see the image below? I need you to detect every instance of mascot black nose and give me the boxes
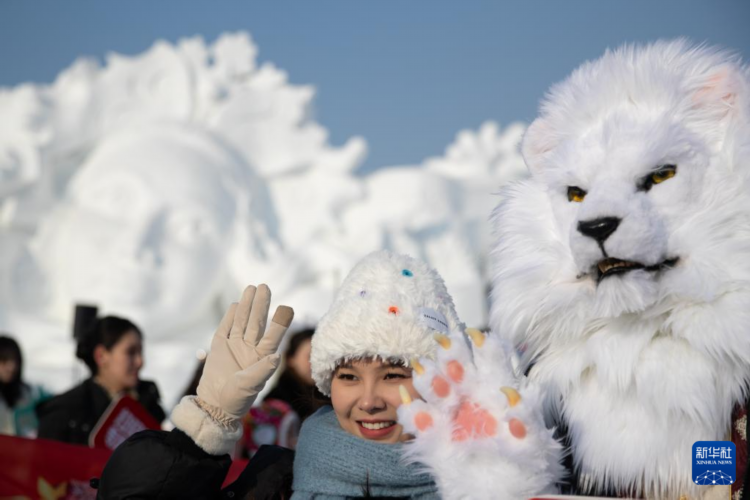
[577,217,621,242]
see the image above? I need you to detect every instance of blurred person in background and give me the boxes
[180,358,205,400]
[238,396,299,459]
[264,328,324,422]
[0,335,49,437]
[236,329,325,458]
[36,316,165,445]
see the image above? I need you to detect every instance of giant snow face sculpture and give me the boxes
[34,124,244,335]
[490,40,750,498]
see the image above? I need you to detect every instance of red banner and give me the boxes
[0,434,249,499]
[0,435,109,499]
[88,396,161,451]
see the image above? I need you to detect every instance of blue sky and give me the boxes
[1,1,748,171]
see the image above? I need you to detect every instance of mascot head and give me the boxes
[492,39,750,361]
[490,40,750,496]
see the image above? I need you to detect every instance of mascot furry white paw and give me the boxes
[397,329,564,499]
[400,40,750,500]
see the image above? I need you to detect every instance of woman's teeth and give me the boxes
[360,421,395,430]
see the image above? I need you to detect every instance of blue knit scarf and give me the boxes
[291,407,439,499]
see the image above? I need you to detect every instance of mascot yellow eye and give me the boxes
[640,164,677,191]
[650,165,677,184]
[567,186,587,203]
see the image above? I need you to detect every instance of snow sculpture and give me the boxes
[29,125,253,334]
[0,32,365,402]
[0,31,527,404]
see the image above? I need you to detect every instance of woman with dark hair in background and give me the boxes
[0,335,49,437]
[36,316,165,445]
[264,328,325,421]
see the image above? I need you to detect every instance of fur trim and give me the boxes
[311,250,464,395]
[171,396,242,456]
[490,40,750,498]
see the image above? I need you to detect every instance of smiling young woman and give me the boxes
[291,250,466,499]
[331,359,420,443]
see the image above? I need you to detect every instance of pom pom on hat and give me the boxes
[311,250,464,395]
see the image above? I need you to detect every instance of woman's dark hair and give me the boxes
[0,334,24,407]
[283,328,315,362]
[181,360,205,399]
[283,328,331,414]
[75,316,142,375]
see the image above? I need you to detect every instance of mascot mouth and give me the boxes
[596,257,679,282]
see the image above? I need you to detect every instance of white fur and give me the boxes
[490,40,750,499]
[311,250,465,395]
[171,396,242,456]
[398,330,564,500]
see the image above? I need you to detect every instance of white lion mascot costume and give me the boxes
[398,40,749,500]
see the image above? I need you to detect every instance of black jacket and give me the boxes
[36,378,165,446]
[97,429,294,500]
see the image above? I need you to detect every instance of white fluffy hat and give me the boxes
[311,250,464,395]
